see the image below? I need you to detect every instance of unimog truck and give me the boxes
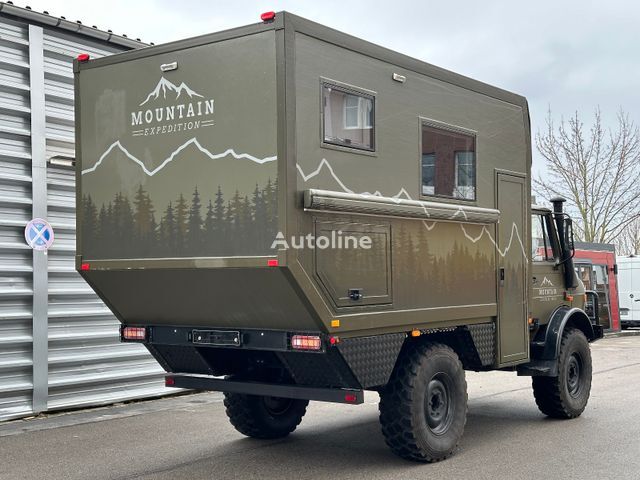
[74,12,603,462]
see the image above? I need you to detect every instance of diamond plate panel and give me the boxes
[337,333,405,388]
[467,323,496,366]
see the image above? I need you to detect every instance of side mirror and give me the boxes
[585,290,600,325]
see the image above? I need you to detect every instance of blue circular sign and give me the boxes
[25,218,54,251]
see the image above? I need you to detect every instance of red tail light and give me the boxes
[122,326,147,341]
[344,393,358,403]
[165,376,175,387]
[291,335,321,351]
[267,259,279,267]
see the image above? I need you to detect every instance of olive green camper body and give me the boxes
[75,13,600,398]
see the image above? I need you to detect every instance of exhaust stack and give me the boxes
[550,197,577,289]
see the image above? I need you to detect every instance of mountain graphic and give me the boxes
[81,139,278,224]
[540,277,554,287]
[82,138,277,177]
[139,77,204,106]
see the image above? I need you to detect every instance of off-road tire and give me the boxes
[224,392,309,439]
[379,343,468,462]
[532,328,592,419]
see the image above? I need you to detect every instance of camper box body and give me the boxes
[75,13,532,390]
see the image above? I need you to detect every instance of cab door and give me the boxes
[530,212,565,329]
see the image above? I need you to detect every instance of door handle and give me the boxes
[499,267,505,287]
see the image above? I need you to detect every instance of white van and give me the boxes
[617,256,640,329]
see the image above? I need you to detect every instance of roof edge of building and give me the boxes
[0,2,149,49]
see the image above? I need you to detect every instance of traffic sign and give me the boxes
[25,218,54,251]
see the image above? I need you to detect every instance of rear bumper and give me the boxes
[124,325,406,391]
[166,374,364,404]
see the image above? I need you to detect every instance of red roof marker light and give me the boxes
[77,53,90,62]
[80,262,90,271]
[260,11,276,22]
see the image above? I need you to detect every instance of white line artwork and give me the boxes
[296,158,527,258]
[81,138,278,176]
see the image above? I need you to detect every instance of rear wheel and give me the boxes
[224,391,308,439]
[532,328,592,418]
[379,343,467,462]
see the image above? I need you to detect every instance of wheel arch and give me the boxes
[393,326,493,373]
[537,306,595,361]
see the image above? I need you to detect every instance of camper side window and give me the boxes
[421,124,476,200]
[322,83,375,151]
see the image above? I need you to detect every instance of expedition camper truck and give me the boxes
[74,12,603,462]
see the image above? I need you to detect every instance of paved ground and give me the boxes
[2,335,640,480]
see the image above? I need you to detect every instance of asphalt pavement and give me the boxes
[1,335,639,480]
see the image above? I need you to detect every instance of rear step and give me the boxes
[166,374,364,404]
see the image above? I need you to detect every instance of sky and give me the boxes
[20,0,640,175]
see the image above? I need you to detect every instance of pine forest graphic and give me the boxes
[81,180,277,259]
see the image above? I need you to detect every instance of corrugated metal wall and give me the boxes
[0,14,34,421]
[0,13,171,422]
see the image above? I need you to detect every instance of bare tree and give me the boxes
[615,217,640,255]
[534,108,640,244]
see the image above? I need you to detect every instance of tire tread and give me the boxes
[224,393,308,439]
[532,328,591,419]
[379,342,467,462]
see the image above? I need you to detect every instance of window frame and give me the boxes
[453,151,476,200]
[343,95,373,130]
[321,79,376,154]
[418,118,477,203]
[532,214,554,262]
[531,212,562,263]
[421,153,436,195]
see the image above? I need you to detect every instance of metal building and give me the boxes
[0,2,171,421]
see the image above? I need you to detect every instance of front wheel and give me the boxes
[379,343,467,462]
[532,328,592,418]
[224,392,308,439]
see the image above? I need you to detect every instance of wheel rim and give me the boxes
[566,353,582,398]
[263,396,293,416]
[424,372,454,435]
